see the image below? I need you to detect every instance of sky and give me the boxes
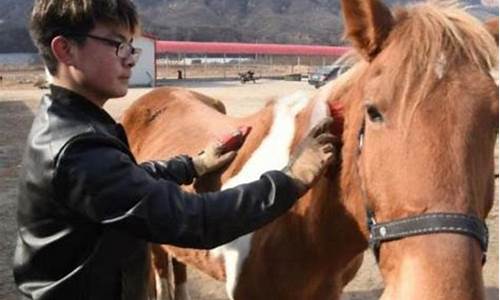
[481,0,499,6]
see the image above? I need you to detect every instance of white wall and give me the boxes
[130,36,155,87]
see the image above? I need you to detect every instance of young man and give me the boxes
[13,1,337,299]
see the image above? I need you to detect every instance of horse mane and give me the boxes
[391,1,498,125]
[396,1,496,71]
[321,0,498,126]
[315,0,499,230]
[327,1,497,102]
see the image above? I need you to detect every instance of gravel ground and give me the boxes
[0,79,497,299]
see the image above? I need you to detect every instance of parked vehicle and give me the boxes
[239,70,256,84]
[308,63,351,88]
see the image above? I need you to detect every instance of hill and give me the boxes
[0,0,497,53]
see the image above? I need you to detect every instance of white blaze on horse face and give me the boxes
[435,52,447,79]
[210,91,312,300]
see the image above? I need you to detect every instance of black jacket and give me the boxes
[13,85,299,300]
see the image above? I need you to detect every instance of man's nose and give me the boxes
[123,51,137,68]
[124,54,136,68]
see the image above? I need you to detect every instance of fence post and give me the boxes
[182,53,187,79]
[223,53,226,79]
[204,54,208,77]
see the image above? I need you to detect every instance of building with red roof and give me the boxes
[155,41,349,57]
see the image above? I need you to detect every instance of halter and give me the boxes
[356,121,489,264]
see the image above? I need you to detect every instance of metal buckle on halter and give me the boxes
[481,225,489,265]
[366,209,381,261]
[357,127,365,152]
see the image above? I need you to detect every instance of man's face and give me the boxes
[70,22,137,104]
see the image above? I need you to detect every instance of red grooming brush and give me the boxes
[217,126,252,153]
[328,101,344,137]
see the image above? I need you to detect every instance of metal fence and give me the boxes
[156,54,343,80]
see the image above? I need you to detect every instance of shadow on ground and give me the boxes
[156,78,278,89]
[0,100,35,300]
[342,287,499,299]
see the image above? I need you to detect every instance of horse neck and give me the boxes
[292,171,356,246]
[319,72,373,254]
[379,234,485,299]
[294,134,367,260]
[230,91,367,256]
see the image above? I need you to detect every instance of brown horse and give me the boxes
[122,85,364,300]
[335,0,498,299]
[121,0,498,299]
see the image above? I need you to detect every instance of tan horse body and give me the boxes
[122,87,366,300]
[122,1,498,299]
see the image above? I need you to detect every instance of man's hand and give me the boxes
[192,126,251,176]
[284,117,337,196]
[192,144,236,177]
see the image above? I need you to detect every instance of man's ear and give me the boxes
[51,36,76,66]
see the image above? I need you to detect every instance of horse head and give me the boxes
[334,0,498,298]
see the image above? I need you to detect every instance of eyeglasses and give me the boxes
[70,34,142,62]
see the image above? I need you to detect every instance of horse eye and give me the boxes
[365,105,384,123]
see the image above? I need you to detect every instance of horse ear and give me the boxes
[341,0,394,61]
[484,17,499,45]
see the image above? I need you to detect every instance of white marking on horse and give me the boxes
[310,94,331,130]
[210,91,311,299]
[489,67,499,86]
[435,52,447,79]
[309,82,335,133]
[154,260,174,300]
[315,79,336,103]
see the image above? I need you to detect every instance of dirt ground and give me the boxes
[0,78,497,299]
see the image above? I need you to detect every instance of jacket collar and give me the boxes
[49,84,117,126]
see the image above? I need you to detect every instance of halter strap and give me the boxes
[367,211,489,264]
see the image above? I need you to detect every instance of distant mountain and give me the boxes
[0,0,497,53]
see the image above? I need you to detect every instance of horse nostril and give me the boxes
[366,105,384,123]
